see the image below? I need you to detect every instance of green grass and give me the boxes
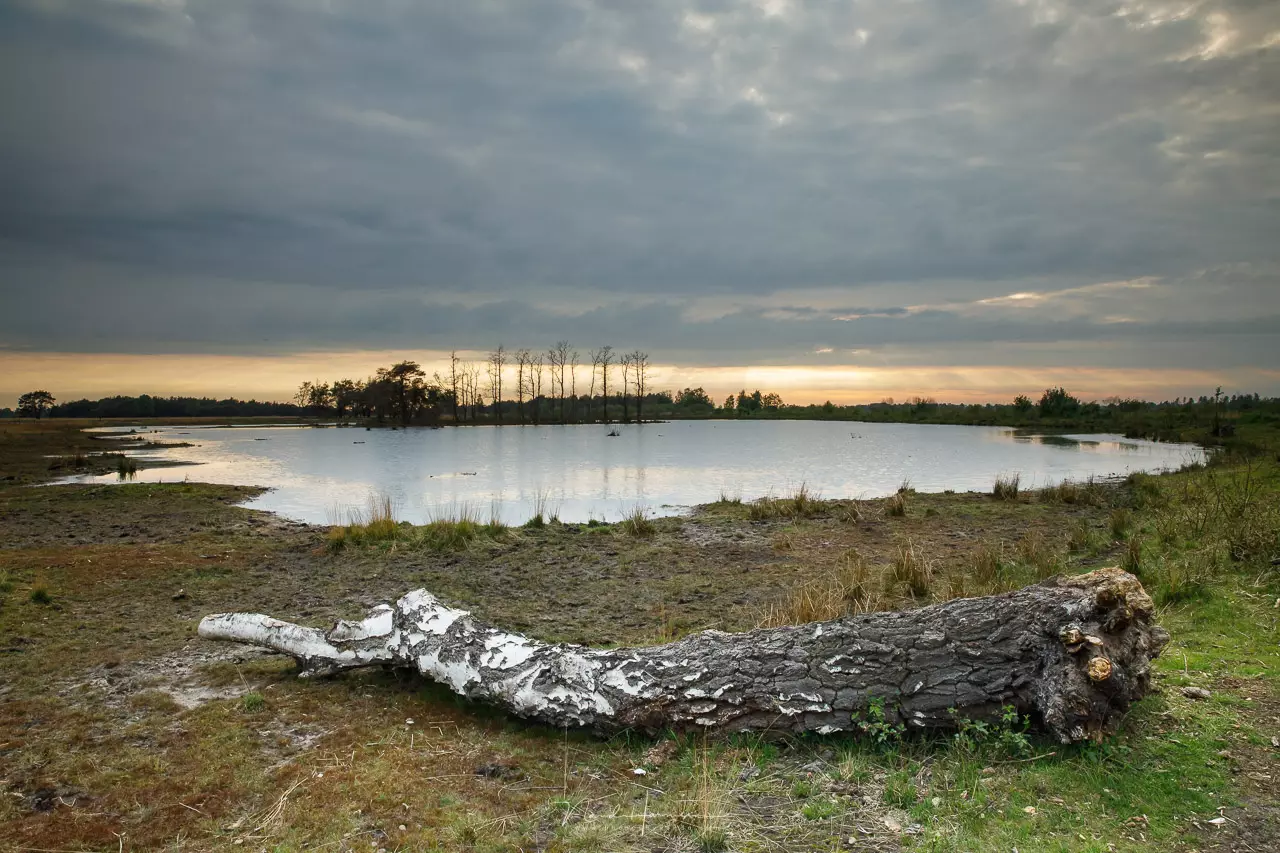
[619,505,656,536]
[747,483,823,520]
[327,496,510,552]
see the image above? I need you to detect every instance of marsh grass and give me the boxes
[1040,477,1104,506]
[746,483,822,521]
[992,472,1021,501]
[888,540,932,598]
[525,490,559,528]
[1014,530,1061,579]
[116,455,138,480]
[1068,519,1102,554]
[326,493,401,550]
[969,540,1005,588]
[620,505,656,536]
[757,552,881,627]
[1122,535,1144,574]
[883,491,907,517]
[28,583,52,605]
[1110,507,1134,539]
[1149,550,1215,605]
[328,495,509,552]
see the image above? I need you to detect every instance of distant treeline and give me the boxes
[0,394,305,419]
[690,387,1280,444]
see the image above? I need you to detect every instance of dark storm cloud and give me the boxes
[0,0,1277,368]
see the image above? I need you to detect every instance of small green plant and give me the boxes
[855,696,904,747]
[800,798,839,820]
[951,706,1032,757]
[883,491,907,517]
[882,769,918,807]
[240,691,265,712]
[790,778,815,798]
[29,584,52,605]
[992,472,1021,501]
[694,827,729,852]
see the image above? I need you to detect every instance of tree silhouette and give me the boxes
[17,390,55,419]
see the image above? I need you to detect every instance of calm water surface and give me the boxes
[71,421,1203,525]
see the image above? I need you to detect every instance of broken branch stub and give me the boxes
[198,567,1168,743]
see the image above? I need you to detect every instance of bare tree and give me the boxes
[631,351,649,423]
[515,348,531,425]
[487,346,507,424]
[598,346,614,424]
[530,354,544,425]
[448,351,460,423]
[620,352,632,423]
[568,348,580,423]
[546,344,562,423]
[463,362,483,422]
[552,341,571,424]
[588,348,604,423]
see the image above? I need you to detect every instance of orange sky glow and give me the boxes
[3,351,1274,409]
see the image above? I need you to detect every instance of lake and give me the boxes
[64,421,1205,526]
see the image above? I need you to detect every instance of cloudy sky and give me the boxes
[1,0,1277,405]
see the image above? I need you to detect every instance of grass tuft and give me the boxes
[239,691,265,712]
[992,472,1021,501]
[619,505,656,536]
[1110,507,1134,539]
[746,483,823,520]
[28,584,53,605]
[883,491,907,517]
[757,553,880,627]
[888,540,932,598]
[327,493,402,550]
[116,455,138,480]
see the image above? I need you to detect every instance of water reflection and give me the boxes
[58,421,1203,525]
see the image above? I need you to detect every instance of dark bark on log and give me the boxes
[198,567,1168,743]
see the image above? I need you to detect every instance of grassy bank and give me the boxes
[0,421,1276,851]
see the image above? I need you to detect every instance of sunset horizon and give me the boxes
[3,349,1278,411]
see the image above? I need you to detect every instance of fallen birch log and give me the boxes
[198,567,1168,743]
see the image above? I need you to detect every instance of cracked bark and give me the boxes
[198,567,1168,743]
